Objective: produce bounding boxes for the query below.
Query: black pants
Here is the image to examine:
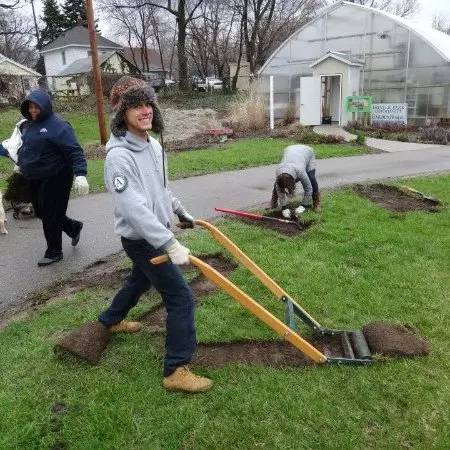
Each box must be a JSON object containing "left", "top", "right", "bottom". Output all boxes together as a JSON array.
[{"left": 29, "top": 166, "right": 81, "bottom": 257}]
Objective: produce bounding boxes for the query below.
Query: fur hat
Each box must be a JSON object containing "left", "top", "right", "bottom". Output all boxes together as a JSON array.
[{"left": 109, "top": 76, "right": 164, "bottom": 137}]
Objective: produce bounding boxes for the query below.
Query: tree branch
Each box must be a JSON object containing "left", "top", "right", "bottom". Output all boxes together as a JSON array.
[
  {"left": 0, "top": 0, "right": 19, "bottom": 7},
  {"left": 115, "top": 1, "right": 176, "bottom": 16}
]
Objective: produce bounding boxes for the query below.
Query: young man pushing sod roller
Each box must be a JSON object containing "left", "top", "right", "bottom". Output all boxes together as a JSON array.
[{"left": 97, "top": 76, "right": 213, "bottom": 393}]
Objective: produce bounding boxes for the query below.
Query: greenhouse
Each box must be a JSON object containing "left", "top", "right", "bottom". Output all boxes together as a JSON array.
[{"left": 259, "top": 1, "right": 450, "bottom": 126}]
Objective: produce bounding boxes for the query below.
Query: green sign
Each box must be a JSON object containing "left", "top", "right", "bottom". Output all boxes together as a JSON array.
[{"left": 346, "top": 96, "right": 372, "bottom": 113}]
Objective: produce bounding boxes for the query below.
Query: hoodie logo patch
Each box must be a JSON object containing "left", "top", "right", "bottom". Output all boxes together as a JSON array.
[
  {"left": 113, "top": 173, "right": 128, "bottom": 193},
  {"left": 39, "top": 128, "right": 48, "bottom": 133}
]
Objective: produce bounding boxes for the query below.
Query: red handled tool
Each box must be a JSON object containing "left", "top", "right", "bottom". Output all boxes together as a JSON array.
[{"left": 215, "top": 207, "right": 302, "bottom": 229}]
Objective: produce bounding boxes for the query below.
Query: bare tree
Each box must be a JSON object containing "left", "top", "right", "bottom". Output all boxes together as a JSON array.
[
  {"left": 432, "top": 13, "right": 450, "bottom": 35},
  {"left": 236, "top": 0, "right": 320, "bottom": 75},
  {"left": 0, "top": 9, "right": 38, "bottom": 65},
  {"left": 188, "top": 1, "right": 237, "bottom": 80},
  {"left": 114, "top": 0, "right": 206, "bottom": 90}
]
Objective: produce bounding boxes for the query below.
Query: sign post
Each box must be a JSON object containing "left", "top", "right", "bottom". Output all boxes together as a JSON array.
[{"left": 346, "top": 96, "right": 372, "bottom": 125}]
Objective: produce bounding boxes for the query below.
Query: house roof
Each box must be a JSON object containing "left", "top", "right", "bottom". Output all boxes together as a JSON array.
[
  {"left": 121, "top": 47, "right": 167, "bottom": 72},
  {"left": 0, "top": 53, "right": 41, "bottom": 76},
  {"left": 57, "top": 51, "right": 140, "bottom": 76},
  {"left": 259, "top": 0, "right": 450, "bottom": 74},
  {"left": 40, "top": 25, "right": 122, "bottom": 54},
  {"left": 310, "top": 51, "right": 364, "bottom": 68}
]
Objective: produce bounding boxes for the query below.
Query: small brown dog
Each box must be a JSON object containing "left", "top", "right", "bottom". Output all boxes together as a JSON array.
[{"left": 0, "top": 191, "right": 7, "bottom": 234}]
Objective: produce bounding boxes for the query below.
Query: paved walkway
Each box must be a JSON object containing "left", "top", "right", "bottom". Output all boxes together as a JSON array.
[
  {"left": 1, "top": 146, "right": 450, "bottom": 322},
  {"left": 313, "top": 125, "right": 444, "bottom": 152}
]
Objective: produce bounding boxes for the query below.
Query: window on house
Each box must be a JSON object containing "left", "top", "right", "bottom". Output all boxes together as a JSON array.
[
  {"left": 88, "top": 51, "right": 92, "bottom": 57},
  {"left": 62, "top": 51, "right": 66, "bottom": 65}
]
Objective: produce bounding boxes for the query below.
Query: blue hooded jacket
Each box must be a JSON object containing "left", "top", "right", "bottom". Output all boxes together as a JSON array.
[{"left": 17, "top": 89, "right": 87, "bottom": 180}]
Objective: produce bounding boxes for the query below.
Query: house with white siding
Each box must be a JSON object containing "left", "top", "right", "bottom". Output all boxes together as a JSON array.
[
  {"left": 40, "top": 23, "right": 124, "bottom": 94},
  {"left": 0, "top": 53, "right": 41, "bottom": 103}
]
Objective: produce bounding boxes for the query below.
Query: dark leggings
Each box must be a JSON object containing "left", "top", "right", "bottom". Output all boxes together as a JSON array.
[
  {"left": 307, "top": 169, "right": 319, "bottom": 195},
  {"left": 29, "top": 166, "right": 80, "bottom": 257}
]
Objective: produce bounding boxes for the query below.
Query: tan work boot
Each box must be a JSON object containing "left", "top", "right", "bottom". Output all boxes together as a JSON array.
[
  {"left": 162, "top": 366, "right": 213, "bottom": 393},
  {"left": 109, "top": 320, "right": 141, "bottom": 333}
]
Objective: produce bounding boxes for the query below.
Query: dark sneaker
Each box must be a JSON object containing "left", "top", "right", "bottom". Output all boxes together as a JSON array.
[
  {"left": 38, "top": 254, "right": 63, "bottom": 267},
  {"left": 71, "top": 222, "right": 83, "bottom": 246}
]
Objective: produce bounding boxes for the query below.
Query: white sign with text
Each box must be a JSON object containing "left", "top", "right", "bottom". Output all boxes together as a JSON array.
[{"left": 372, "top": 103, "right": 407, "bottom": 125}]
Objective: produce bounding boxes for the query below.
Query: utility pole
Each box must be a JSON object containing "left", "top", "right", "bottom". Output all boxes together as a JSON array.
[
  {"left": 85, "top": 0, "right": 107, "bottom": 145},
  {"left": 29, "top": 0, "right": 40, "bottom": 46}
]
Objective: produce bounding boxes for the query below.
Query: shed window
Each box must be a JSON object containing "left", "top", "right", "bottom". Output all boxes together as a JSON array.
[{"left": 62, "top": 51, "right": 66, "bottom": 65}]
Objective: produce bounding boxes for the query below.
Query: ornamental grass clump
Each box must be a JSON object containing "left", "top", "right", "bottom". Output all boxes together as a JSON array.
[{"left": 225, "top": 83, "right": 267, "bottom": 132}]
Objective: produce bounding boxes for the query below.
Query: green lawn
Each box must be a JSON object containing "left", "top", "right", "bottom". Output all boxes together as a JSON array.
[
  {"left": 1, "top": 174, "right": 449, "bottom": 449},
  {"left": 0, "top": 137, "right": 367, "bottom": 192},
  {"left": 0, "top": 109, "right": 104, "bottom": 147}
]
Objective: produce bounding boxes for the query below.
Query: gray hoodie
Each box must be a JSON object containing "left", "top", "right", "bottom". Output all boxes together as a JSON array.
[
  {"left": 104, "top": 132, "right": 186, "bottom": 249},
  {"left": 275, "top": 144, "right": 316, "bottom": 207}
]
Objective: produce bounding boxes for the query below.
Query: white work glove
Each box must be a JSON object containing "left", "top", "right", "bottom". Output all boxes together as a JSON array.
[
  {"left": 74, "top": 176, "right": 89, "bottom": 195},
  {"left": 282, "top": 208, "right": 291, "bottom": 219},
  {"left": 13, "top": 165, "right": 22, "bottom": 174},
  {"left": 294, "top": 205, "right": 306, "bottom": 217},
  {"left": 177, "top": 210, "right": 195, "bottom": 228},
  {"left": 301, "top": 194, "right": 313, "bottom": 207},
  {"left": 167, "top": 240, "right": 191, "bottom": 265}
]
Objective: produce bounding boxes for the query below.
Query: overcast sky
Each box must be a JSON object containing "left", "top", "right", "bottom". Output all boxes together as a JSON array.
[
  {"left": 24, "top": 0, "right": 450, "bottom": 42},
  {"left": 412, "top": 0, "right": 450, "bottom": 24}
]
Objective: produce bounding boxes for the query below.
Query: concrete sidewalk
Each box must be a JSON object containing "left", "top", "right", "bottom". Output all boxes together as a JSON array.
[
  {"left": 1, "top": 146, "right": 449, "bottom": 320},
  {"left": 313, "top": 125, "right": 444, "bottom": 153}
]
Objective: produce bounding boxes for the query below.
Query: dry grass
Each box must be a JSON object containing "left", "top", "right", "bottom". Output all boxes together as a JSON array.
[
  {"left": 225, "top": 82, "right": 267, "bottom": 132},
  {"left": 281, "top": 103, "right": 297, "bottom": 125}
]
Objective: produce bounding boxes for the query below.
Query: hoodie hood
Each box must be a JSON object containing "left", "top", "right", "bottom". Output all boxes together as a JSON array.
[
  {"left": 20, "top": 89, "right": 53, "bottom": 121},
  {"left": 276, "top": 162, "right": 297, "bottom": 178},
  {"left": 106, "top": 131, "right": 149, "bottom": 154}
]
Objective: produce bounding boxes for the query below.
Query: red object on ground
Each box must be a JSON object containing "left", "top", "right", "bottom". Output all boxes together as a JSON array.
[
  {"left": 203, "top": 128, "right": 234, "bottom": 138},
  {"left": 215, "top": 207, "right": 301, "bottom": 227}
]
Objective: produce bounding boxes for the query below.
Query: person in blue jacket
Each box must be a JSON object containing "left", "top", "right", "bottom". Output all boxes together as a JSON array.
[{"left": 17, "top": 89, "right": 90, "bottom": 266}]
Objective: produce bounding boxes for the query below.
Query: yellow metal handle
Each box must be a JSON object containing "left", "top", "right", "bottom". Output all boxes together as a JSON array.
[
  {"left": 150, "top": 252, "right": 326, "bottom": 363},
  {"left": 150, "top": 254, "right": 170, "bottom": 264},
  {"left": 192, "top": 219, "right": 321, "bottom": 329}
]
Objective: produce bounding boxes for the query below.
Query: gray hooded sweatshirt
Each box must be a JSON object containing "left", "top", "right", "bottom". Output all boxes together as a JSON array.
[
  {"left": 105, "top": 132, "right": 186, "bottom": 249},
  {"left": 275, "top": 144, "right": 316, "bottom": 207}
]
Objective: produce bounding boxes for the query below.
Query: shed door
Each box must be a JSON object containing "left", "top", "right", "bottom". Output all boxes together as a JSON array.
[{"left": 299, "top": 76, "right": 321, "bottom": 126}]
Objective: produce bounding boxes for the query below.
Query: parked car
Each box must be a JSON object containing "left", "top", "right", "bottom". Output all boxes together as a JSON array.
[
  {"left": 195, "top": 77, "right": 223, "bottom": 92},
  {"left": 148, "top": 78, "right": 176, "bottom": 92}
]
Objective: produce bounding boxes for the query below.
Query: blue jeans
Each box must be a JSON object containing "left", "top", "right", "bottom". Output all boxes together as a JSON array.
[{"left": 99, "top": 237, "right": 196, "bottom": 376}]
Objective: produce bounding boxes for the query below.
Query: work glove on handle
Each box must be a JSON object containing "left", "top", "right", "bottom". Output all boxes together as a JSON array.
[
  {"left": 167, "top": 240, "right": 191, "bottom": 265},
  {"left": 177, "top": 210, "right": 195, "bottom": 228},
  {"left": 74, "top": 176, "right": 89, "bottom": 195},
  {"left": 282, "top": 208, "right": 291, "bottom": 219},
  {"left": 13, "top": 165, "right": 22, "bottom": 174}
]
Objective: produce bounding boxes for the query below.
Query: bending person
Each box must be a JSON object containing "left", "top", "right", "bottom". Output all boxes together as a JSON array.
[{"left": 271, "top": 144, "right": 321, "bottom": 217}]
